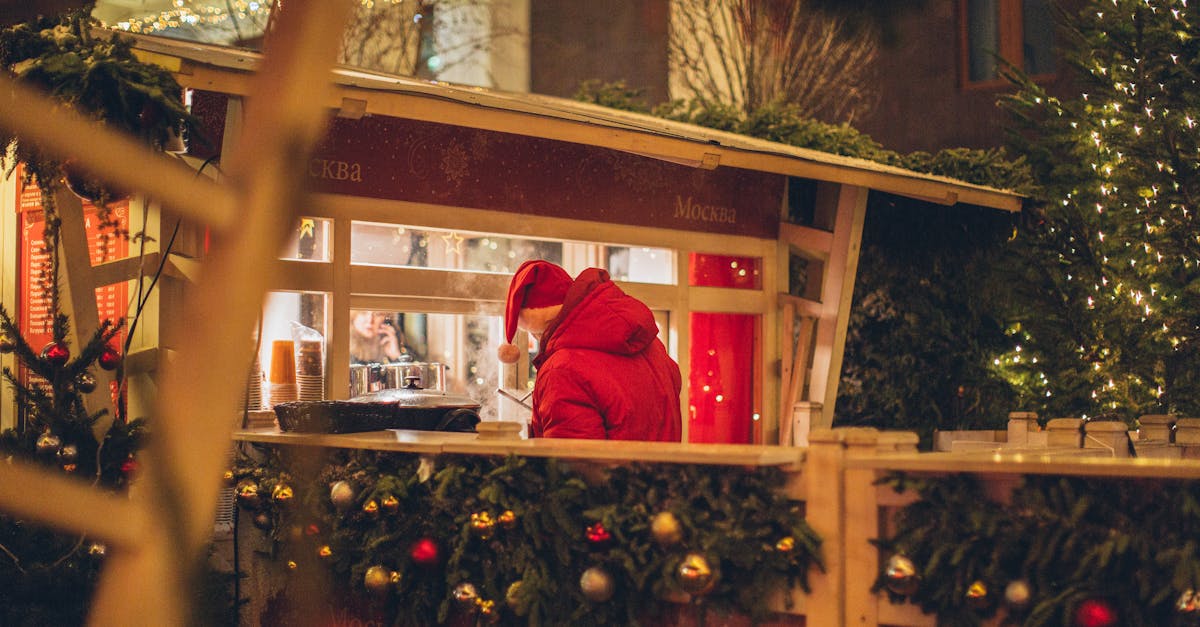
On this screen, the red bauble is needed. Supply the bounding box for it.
[410,537,440,566]
[42,342,69,367]
[1072,598,1118,627]
[98,347,121,371]
[120,456,138,476]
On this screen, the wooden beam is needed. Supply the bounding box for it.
[0,74,237,229]
[807,185,868,427]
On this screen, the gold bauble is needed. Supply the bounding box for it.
[362,499,379,517]
[884,554,919,596]
[364,565,396,595]
[966,580,990,610]
[453,582,479,607]
[272,484,294,504]
[580,566,615,602]
[381,495,400,514]
[498,510,517,529]
[775,536,795,552]
[677,553,717,596]
[650,512,683,546]
[329,480,355,510]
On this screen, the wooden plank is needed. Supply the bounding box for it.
[231,428,808,467]
[0,73,237,229]
[0,456,147,548]
[778,300,796,446]
[53,189,118,439]
[845,450,1200,479]
[779,221,834,258]
[807,184,868,426]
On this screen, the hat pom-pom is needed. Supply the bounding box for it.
[497,343,521,364]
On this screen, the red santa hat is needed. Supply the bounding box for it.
[497,260,571,363]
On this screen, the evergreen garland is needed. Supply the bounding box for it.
[875,472,1200,626]
[235,448,822,626]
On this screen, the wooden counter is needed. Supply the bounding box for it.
[232,427,807,468]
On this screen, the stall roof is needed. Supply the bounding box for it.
[131,33,1024,213]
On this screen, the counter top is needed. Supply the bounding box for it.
[232,427,806,468]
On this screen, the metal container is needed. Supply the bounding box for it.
[276,377,480,434]
[350,359,448,398]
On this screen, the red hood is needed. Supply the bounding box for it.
[533,268,658,368]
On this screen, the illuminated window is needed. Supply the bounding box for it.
[350,221,675,283]
[962,0,1056,84]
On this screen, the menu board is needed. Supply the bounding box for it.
[16,169,129,386]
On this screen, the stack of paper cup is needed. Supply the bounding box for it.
[242,352,264,412]
[268,339,298,407]
[296,340,324,400]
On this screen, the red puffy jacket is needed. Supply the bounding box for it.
[529,268,682,441]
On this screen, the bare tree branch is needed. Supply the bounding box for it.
[670,0,879,122]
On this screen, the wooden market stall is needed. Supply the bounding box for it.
[77,33,1024,447]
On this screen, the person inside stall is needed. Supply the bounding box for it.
[350,310,407,364]
[497,260,682,441]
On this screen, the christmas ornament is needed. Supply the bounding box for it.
[364,565,397,596]
[362,499,379,518]
[506,580,527,615]
[580,566,615,602]
[62,463,77,473]
[88,542,106,557]
[1005,579,1032,611]
[317,545,333,560]
[0,338,15,353]
[410,537,440,566]
[651,511,683,546]
[381,495,399,514]
[253,512,273,531]
[678,553,717,596]
[237,482,260,509]
[75,372,97,393]
[498,510,517,530]
[36,432,62,456]
[56,444,78,465]
[775,536,796,552]
[41,342,69,367]
[272,484,294,505]
[884,554,919,596]
[120,456,138,477]
[1072,597,1118,627]
[417,455,435,482]
[305,523,321,537]
[452,582,479,608]
[477,599,500,624]
[586,522,612,546]
[222,470,236,486]
[98,347,121,371]
[965,580,990,610]
[329,480,355,509]
[287,560,298,571]
[470,511,496,540]
[1178,589,1199,613]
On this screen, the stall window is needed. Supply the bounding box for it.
[349,309,503,421]
[350,221,675,284]
[687,253,761,444]
[961,0,1056,85]
[280,218,332,262]
[688,313,758,444]
[259,291,329,406]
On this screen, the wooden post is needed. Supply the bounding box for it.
[841,427,883,626]
[53,188,118,439]
[804,428,846,626]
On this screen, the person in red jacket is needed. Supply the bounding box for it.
[497,260,682,441]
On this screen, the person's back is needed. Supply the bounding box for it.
[498,261,682,441]
[530,268,681,441]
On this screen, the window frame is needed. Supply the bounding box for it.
[958,0,1058,89]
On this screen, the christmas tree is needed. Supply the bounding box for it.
[998,0,1200,420]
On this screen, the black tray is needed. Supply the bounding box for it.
[273,401,479,434]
